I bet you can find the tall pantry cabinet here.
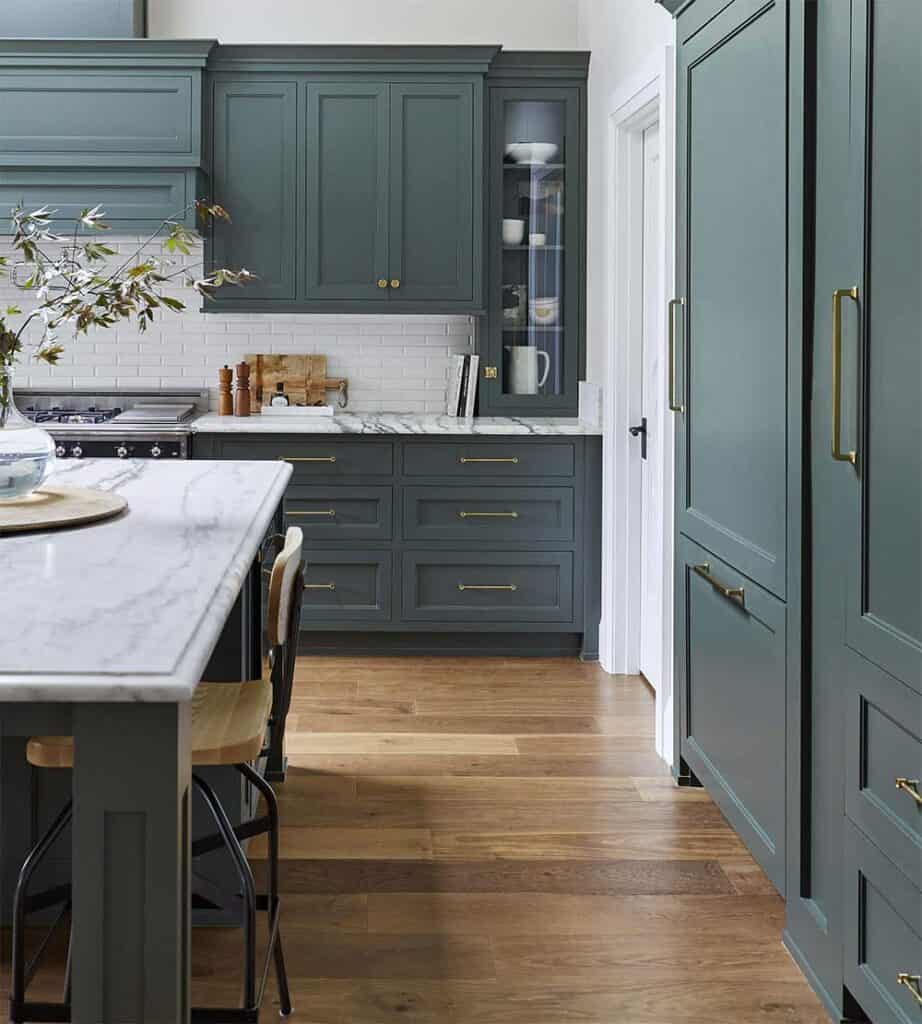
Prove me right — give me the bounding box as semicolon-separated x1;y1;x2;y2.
664;0;921;1020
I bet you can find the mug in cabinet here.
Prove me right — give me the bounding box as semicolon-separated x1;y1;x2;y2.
505;345;551;395
502;219;525;246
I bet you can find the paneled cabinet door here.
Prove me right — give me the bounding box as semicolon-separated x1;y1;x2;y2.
388;83;477;303
841;0;921;696
211;80;298;301
304;82;390;301
674;0;788;598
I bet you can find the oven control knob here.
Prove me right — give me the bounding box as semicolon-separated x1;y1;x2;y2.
116;444;129;459
70;445;83;459
54;444;66;458
150;444;162;459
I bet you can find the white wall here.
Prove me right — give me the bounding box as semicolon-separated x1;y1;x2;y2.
148;0;579;49
576;0;673;384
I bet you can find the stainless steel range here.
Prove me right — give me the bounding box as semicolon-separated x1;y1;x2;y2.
19;388;208;460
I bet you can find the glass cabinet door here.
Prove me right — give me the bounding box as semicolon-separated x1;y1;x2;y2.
484;87;582;415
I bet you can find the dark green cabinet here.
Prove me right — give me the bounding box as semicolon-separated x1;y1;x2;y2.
206;46;493;313
211;80;298;301
479;55;589;418
674;0;789;600
304;82;389;301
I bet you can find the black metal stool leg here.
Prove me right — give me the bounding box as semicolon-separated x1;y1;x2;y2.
192;775;258;1013
237;763;292;1017
10;799;73;1024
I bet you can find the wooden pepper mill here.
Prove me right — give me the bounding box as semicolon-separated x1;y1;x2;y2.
217;365;233;416
234;361;251;417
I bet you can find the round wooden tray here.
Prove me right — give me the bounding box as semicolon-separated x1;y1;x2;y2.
0;484;127;535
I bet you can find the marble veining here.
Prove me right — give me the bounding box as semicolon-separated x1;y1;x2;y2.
0;458;291;702
192;412;602;436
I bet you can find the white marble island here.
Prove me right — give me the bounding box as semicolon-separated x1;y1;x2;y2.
0;458;291;1024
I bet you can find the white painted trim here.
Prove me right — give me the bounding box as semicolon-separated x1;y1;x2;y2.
598;46;676;765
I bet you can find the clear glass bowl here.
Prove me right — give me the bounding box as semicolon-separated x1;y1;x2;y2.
0;370;56;501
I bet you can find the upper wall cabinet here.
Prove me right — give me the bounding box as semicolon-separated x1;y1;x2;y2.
0;40;215;231
205;46;495;314
478;52;589;418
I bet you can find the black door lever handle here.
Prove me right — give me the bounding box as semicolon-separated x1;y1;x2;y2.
628;417;647;460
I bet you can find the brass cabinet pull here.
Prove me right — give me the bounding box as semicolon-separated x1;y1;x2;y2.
668;297;686;413
288;509;336;518
459;456;519;464
377;278;388;289
457;583;518;592
390;278;401;289
280;456;336;463
897;974;922;1007
895;778;922;807
693;563;745;606
832;286;859;465
304;582;336;591
458;511;519;519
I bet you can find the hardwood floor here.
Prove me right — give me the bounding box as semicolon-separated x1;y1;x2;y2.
7;656;828;1022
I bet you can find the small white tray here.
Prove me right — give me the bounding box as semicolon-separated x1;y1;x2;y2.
259;405;335;417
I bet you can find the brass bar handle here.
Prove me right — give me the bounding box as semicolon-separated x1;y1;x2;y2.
458;511;519;519
280;456;337;463
693;563;745;606
288;509;337;517
832;286;859;465
459;457;519;464
668;297;686;414
897;974;922;1007
457;583;518;592
895;778;922;808
304;582;336;591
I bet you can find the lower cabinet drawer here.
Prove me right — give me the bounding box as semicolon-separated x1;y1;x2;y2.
845;824;922;1024
403;441;576;478
401;551;574;623
285;487;392;541
847;669;922;889
678;535;786;895
403;486;574;542
211;438;394;479
300;550;392;623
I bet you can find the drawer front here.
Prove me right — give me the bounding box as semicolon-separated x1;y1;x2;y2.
845;824;922;1024
301;550;392;623
678;535;786;894
403;486;575;543
285;486;393;541
212;439;394;479
403;441;576;478
402;551;574;623
847;670;922;889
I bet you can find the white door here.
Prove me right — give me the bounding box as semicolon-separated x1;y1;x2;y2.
638;122;664;689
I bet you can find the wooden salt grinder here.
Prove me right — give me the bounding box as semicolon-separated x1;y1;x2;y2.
234;361;251;417
218;365;233;416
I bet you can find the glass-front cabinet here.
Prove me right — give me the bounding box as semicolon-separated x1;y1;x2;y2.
480;68;586;417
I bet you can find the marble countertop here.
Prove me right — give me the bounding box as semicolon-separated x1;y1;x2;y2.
192;412;602;436
0;458;291;702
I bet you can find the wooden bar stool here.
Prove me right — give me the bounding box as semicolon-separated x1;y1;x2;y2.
10;527;305;1024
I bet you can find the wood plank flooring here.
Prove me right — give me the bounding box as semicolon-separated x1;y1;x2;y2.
6;656;828;1022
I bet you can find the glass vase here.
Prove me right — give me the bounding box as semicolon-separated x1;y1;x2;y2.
0;366;56;501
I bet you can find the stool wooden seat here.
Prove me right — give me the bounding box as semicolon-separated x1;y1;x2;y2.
26;678;274;770
11;527;305;1024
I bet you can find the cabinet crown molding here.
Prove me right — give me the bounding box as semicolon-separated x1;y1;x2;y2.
0;38;217;68
207;44;502;75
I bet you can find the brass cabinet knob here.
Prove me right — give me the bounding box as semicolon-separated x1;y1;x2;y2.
377;279;388;289
390;278;401;289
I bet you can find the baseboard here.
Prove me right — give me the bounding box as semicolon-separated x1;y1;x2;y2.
299;631;584;657
783;930;859;1022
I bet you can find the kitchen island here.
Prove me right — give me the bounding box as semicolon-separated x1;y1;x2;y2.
0;457;291;1023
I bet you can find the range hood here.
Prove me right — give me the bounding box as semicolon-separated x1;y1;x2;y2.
0;0;146;38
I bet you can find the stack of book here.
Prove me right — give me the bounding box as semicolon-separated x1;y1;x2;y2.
446;354;480;418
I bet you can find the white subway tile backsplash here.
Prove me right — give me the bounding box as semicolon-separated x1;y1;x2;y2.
3;237;476;410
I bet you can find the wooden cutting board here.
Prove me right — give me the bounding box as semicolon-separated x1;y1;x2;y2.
247;354;346;410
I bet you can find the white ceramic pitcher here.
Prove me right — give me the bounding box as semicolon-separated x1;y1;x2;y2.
505;345;551;395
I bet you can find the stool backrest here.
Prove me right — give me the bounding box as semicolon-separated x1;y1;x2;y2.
265;527;304;774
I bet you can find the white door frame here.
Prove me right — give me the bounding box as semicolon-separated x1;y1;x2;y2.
598;48;676;764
